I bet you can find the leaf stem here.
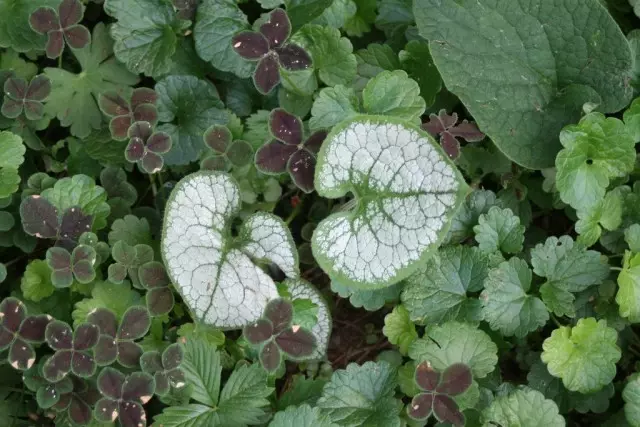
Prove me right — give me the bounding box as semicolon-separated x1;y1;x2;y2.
610;266;623;272
285;197;303;225
550;314;563;328
149;173;158;197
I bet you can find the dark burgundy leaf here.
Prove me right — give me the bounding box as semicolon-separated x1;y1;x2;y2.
440;132;460;160
5;77;27;100
432;394;464;426
73;323;99;351
422;110;458;136
141;152;164;174
26;74;51;100
52;393;72;411
1;298;26;333
260;340;281;372
287;148;316;193
63;25;90;49
125;138;145;162
436;363;472;396
203;125;232;154
146;132;171;154
0;329;14;349
20;196;58;239
264;298;293;333
58;0;83;27
99;92;130;117
270;108;302;145
117;341;144;367
275;327;316;358
253;54;280;94
131;88;158;108
45;320;73;350
140;351;163;373
407;393;434;421
43;350;72;381
244;319;273;344
122;372;155;404
45;30;65;59
71;351;96;377
127;121;153;141
58;206;92;248
94;397;119;423
87;308;118;337
200;155;229;171
18;314;52;342
138;261;169;289
304;130;327;154
51;268;74;288
9;338;35;370
232;31;269;60
108;263;127;283
259;8;290;49
226;140;254;167
110;116;134;140
93;335;118;365
415;361;439;392
119;401;146;427
255;141;297;173
162;344;183;370
146;287;174;316
97;367;125;399
68;395;93;424
166;368;185;388
133;104;158;126
275;44;312;70
448;120;485;142
29;7;59;33
118;306;151;340
23;100;44;121
1;98;23;119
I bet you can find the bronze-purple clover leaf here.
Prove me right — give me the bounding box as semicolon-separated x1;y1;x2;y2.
29;0;90;59
125;121;172;174
94;367;155;427
1;75;51;120
422;109;485;160
98;88;159;141
43;320;99;382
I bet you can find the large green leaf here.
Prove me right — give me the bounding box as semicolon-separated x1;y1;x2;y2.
414;0;633;168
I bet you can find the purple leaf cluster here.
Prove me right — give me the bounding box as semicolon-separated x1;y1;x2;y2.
1;74;51;120
99;88;159;141
43;320;99;382
108;241;154;287
140;343;184;396
201;125;254;171
125;121;172;174
94;367;155;427
422;109;485;160
29;0;90;59
46;245;97;288
138;261;175;316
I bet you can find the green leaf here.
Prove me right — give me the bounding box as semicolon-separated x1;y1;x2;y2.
376;0;412;35
309;85;360;131
576;189;623;247
177;323;225;348
104;0;182;77
408;321;498;378
481;388;565;427
398;40;442;107
624;96;640;143
541;318;621;393
414;0;633;169
156;75;227;165
540;282;576;318
330;280;401;311
285;0;333;31
269;404;338;427
72;280;142;326
473;207;524;254
193;0;254;78
216;363;274;425
41;175;110;231
313;0;357;29
0;131;25;198
0;263;5;283
626;224;640;253
0;0;58;52
108;215;153;247
290;24;357;87
480;257;549;337
531;235;610;293
317;361;402;427
43;23;139;138
0;50;37;80
20;260;54;302
382;305;417;355
312;116;469;288
556;113;635;211
152;404;218;427
344;0;376;36
353;43;398;91
446;189;500;244
361;70;425;122
181;337;222;406
616;252;640;323
277;376;327;409
623;373;640;427
401;246;488;324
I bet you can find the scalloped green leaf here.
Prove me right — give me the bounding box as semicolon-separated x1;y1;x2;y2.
481;388;564;427
616;252;640;323
312;116;469;289
0;131;25;198
0;0;58;52
624;373;640;427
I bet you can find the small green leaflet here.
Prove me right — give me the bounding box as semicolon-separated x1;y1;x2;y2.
446;189;500;244
481;388;565;427
382;304;417;355
616;251;640;323
312;116;469;288
161;171;298;328
0;131;25;198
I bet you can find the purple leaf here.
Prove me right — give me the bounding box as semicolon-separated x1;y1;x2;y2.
440;132;460;160
1;98;23;119
122;372;155;404
110;116;134;140
448;120;485;142
264;299;293;334
303;130;327;154
58;0;83;27
259;8;290;49
275;44;312;70
26;75;51;101
232;31;270;60
71;351;96;377
23;100;44;121
4;77;27;100
260;340;281;372
127;121;153;141
0;298;26;334
47;247;72;270
407;393;434;421
18;314;52;342
140;351;163;373
141;151;164;174
146;287;174;316
93;335;118;365
422;110;458;136
87;308;118;337
275;327;316;358
173;0;197;20
162;344;183;370
97;367;125;399
226;140;254;167
45;30;65;59
244;319;273;344
51;268;74;288
270;108;302;145
200;155;229;171
68;395;93;424
133;104;158;127
43;350;72;381
138;261;170;289
45;320;73;350
253;54;280;94
63;25;91;49
8;338;35;370
94;397;119;423
125;138;145;163
203;125;232;154
131;88;157;108
432;394;464;426
415;361;439;392
58;207;92;249
287;149;316;193
0;329;13;349
146;132;172;154
118;306;151;341
99;92;130;117
255;141;297;174
73;323;99;351
436;363;472;396
118;401;146;427
29;7;59;33
20;196;58;239
117;341;144;367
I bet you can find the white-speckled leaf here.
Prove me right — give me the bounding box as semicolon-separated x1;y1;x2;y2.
161;172;279;329
312;116;469;288
283;278;331;359
238;212;299;278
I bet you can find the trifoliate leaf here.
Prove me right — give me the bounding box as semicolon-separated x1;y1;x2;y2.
399;40;442;108
473;207;524;254
41;175;110;231
541;318;621;393
43;23;139;138
156;75;227;165
556;113;635;211
481;389;565;427
317;361;402;427
480;258;549;337
616;252;640;323
531;235;609;293
330;280;401;311
312;116;469;288
108;215;153;247
576;189;623;247
193;0;254;79
0;0;58;52
309;85;360;131
162;172;300;328
72;281;142;327
624;373;640;427
626;225;640;253
290;24;356;87
104;0;184;77
282;278;331;359
0;131;25;198
382;305;417;355
20;260;54;302
446;189;500;244
414;0;633;169
362;70;425;123
401;246;488;325
269;404;338;427
408;321;498;378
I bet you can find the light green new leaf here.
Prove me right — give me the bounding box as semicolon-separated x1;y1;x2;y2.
623;373;640;427
269;405;338;427
481;389;565;427
156;75;228;165
541;318;621;393
415;0;633;169
0;0;58;52
72;281;141;326
556;113;635;211
0;131;25;198
616;252;640;323
317;361;401;427
401;246;488;324
21;260;54;302
408;321;498;378
104;0;183;77
309;85;360;131
481;258;549;337
108;215;153;247
576;189;623;247
474;207;524;254
362;70;425;123
193;0;254;78
290;25;357;87
627;225;640;253
399;40;442;107
382;305;417;355
312;116;468;289
353;43;398;91
43;23;140;138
